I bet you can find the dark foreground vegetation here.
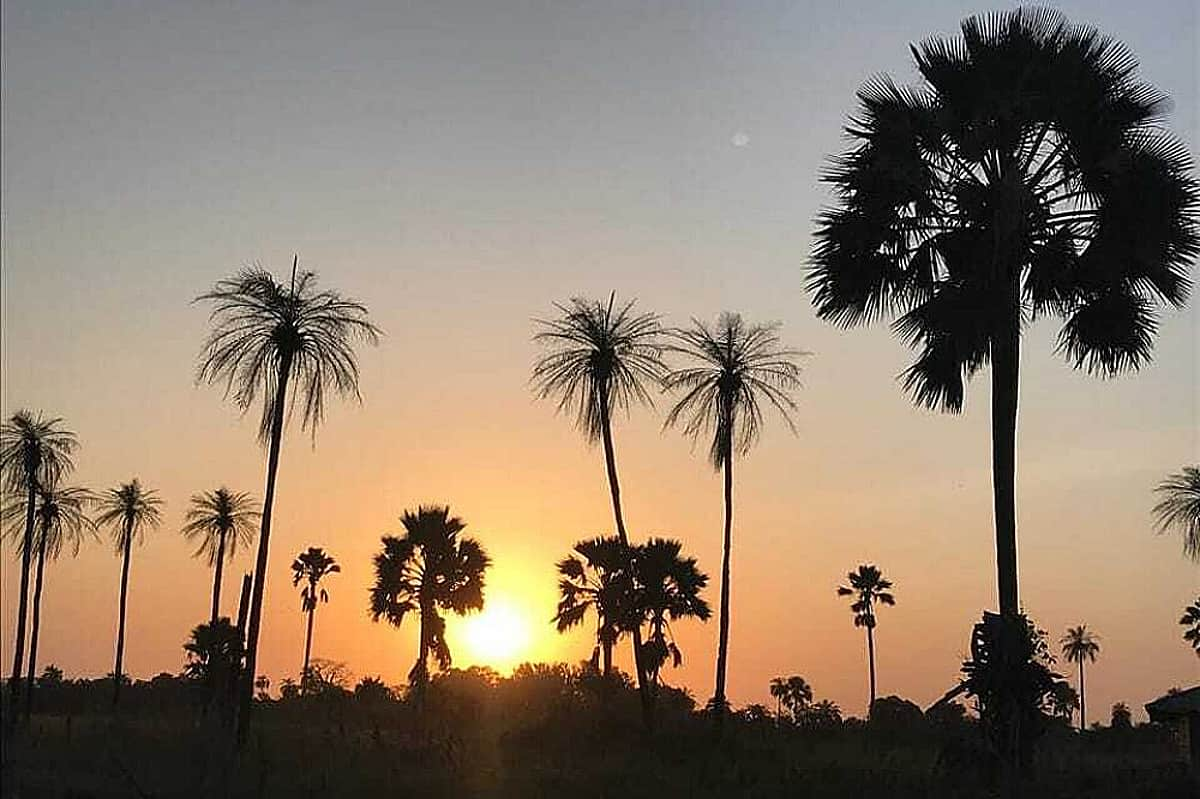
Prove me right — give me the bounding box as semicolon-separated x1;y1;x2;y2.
2;665;1191;799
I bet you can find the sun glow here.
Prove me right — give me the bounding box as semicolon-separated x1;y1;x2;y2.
460;599;533;671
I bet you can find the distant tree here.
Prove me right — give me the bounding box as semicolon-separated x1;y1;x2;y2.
181;488;259;623
37;664;63;689
354;676;396;705
629;538;711;694
1110;702;1132;730
739;703;772;725
798;699;843;730
553;535;633;678
0;410;77;717
870;695;925;731
532;293;666;724
837;564;896;714
1153;467;1200;561
663;313;803;725
769;675;813;724
183;618;244;709
1060;625;1101;732
369;506;490;691
1048;680;1079;722
291;547;340;690
304;659;352;699
196;259;381;735
1179;598;1200;655
95;479;163;707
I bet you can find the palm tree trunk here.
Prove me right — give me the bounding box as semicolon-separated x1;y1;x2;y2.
990;278;1021;618
866;623;877;716
7;482;36;725
302;605;315;690
597;403;653;729
24;537;48;720
1078;660;1086;732
113;516;134;707
210;528;227;624
601;638;612;678
237;352;293;743
713;426;734;728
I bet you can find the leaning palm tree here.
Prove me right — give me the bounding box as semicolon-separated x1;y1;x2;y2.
663;312;803;722
1180;599;1200;655
1060;625;1101;731
0;410;77;717
532;293;666;721
95;479;164;706
369;506;490;691
196;259;380;732
808;8;1199;626
1153;467;1200;562
836;564;896;714
291;547;340;689
553;535;633;678
181;488;259;623
629;537;711;695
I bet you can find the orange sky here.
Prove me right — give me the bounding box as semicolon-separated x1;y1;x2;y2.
2;0;1198;721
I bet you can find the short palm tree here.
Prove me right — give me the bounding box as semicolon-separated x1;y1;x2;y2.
836;564;896;713
630;538;711;693
95;479;164;706
0;410;77;716
1179;599;1200;656
769;675;813;724
553;535;634;678
808;8;1199;623
532;293;666;721
1153;467;1200;562
196;259;380;731
291;547;340;688
663;312;803;722
1060;625;1101;731
369;506;490;690
181;488;259;623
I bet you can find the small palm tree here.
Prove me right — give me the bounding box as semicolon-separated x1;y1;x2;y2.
663;312;803;722
369;506;490;690
769;677;789;724
532;293;666;721
196;259;380;732
95;479;164;706
181;488;259;623
1060;625;1101;731
1153;467;1200;562
0;410;77;716
1180;599;1200;656
768;675;813;724
291;547;340;689
630;538;711;694
553;535;633;678
837;564;896;714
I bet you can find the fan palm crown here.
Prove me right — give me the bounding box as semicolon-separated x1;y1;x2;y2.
553;535;634;676
1153;467;1200;561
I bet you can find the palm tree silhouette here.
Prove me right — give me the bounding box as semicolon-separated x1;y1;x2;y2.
663;312;803;723
95;479;163;707
630;538;711;695
808;8;1199;623
181;488;259;623
836;564;896;714
369;506;490;691
0;410;77;718
291;547;340;690
1180;599;1200;655
768;675;813;723
1060;625;1100;731
768;677;789;724
532;293;666;723
1153;467;1200;562
196;259;380;733
553;535;633;679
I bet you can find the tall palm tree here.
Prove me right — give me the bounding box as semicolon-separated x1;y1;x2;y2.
808;8;1199;624
1153;467;1200;562
1060;625;1100;731
0;410;77;717
196;259;380;732
836;564;896;714
1180;598;1200;655
532;293;666;722
95;479;164;706
369;506;490;690
629;538;711;695
553;535;633;678
291;547;340;689
181;488;259;623
663;312;803;722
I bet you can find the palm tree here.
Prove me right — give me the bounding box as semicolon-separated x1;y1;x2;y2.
1153;467;1200;562
181;488;259;623
369;506;490;691
768;675;813;724
291;547;340;689
663;313;803;722
629;538;711;694
532;293;666;722
196;259;380;732
95;479;164;706
1060;625;1101;731
769;677;789;724
1179;598;1200;655
0;410;77;717
836;564;896;714
808;8;1199;624
553;535;633;678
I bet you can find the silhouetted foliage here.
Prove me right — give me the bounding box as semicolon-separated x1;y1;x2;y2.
630;538;711;692
836;564;895;712
183;618;244;718
1060;624;1101;731
291;547;339;691
181;488;259;623
1179;598;1200;655
1110;702;1132;730
1153;466;1200;561
553;535;632;678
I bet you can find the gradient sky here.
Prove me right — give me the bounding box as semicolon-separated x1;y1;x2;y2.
2;0;1197;721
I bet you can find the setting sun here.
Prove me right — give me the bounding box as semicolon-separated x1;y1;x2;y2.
459;599;533;671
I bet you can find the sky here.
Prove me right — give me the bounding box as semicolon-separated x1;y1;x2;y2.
2;0;1197;721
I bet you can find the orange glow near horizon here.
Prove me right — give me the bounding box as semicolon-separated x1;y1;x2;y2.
454;597;534;673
